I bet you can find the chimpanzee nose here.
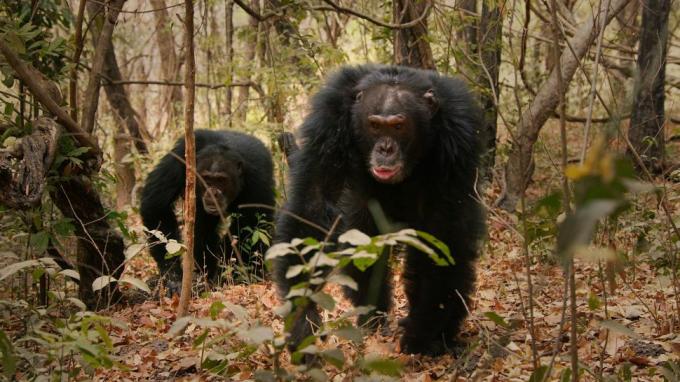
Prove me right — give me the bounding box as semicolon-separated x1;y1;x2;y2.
378;140;395;156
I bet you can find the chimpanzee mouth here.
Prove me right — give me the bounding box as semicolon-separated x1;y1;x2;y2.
203;203;225;216
371;165;402;182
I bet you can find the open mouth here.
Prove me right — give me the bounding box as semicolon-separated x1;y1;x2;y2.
371;165;402;182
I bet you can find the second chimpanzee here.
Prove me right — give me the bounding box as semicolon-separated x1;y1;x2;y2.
141;130;275;294
273;65;485;357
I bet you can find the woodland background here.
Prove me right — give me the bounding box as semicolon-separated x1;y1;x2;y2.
0;0;679;380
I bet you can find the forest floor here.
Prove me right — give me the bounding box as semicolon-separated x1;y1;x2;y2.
93;180;680;381
2;124;679;381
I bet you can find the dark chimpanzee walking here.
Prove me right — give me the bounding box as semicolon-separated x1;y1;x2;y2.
272;65;485;358
141;130;275;295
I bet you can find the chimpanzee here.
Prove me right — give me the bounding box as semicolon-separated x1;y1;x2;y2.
141;130;275;294
272;65;485;357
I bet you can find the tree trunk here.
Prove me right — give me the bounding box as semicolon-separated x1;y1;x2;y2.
498;0;631;211
82;0;125;134
50;177;125;309
233;0;260;123
393;0;434;69
224;0;234;122
178;0;197;318
151;0;183;135
627;0;669;173
478;1;503;180
0;42;122;310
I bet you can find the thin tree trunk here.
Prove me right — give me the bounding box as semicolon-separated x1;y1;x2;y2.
393;0;434;69
233;0;259;123
478;1;503;180
68;0;87;122
498;0;631;211
224;0;234;122
82;0;125;134
151;0;183;135
178;0;197;318
627;0;670;173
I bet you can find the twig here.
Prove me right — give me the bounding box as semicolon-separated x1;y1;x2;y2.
319;0;432;29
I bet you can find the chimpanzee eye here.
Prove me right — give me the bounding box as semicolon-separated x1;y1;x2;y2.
395;124;402;130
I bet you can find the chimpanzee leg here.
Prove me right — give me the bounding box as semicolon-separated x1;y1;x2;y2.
343;253;392;330
400;247;475;356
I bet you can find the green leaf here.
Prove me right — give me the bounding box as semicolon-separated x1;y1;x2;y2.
311;292;335;311
416;230;454;264
119;276;151;293
239;326;273;345
484;312;510;329
165;240;183;255
338;229;371;246
223;302;249;321
58;269;80;280
361;353;402;377
0;330;17;379
209;301;225;320
125;243;145;260
30;231;50;254
587;293;601;310
557;199;620;259
67;297;87;311
528;365;549;382
168;316;192;337
67;146;90;157
285;264;306;279
600;320;639;338
321;348;345;369
328;274;358;290
193;330;209;347
92;275;117;292
333;325;363;343
0;260;39;281
306;368;328;382
265;243;296;259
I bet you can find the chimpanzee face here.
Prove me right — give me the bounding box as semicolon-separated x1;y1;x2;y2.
353;84;438;184
196;145;244;216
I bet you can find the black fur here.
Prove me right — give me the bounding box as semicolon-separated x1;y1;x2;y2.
141;130;275;292
273;65;485;356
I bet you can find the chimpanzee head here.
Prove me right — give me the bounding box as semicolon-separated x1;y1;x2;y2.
352;77;438;184
196;144;244;216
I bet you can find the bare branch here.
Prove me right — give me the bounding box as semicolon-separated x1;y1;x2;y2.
320;0;432;29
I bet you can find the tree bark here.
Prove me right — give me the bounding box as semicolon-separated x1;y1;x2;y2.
233;0;260;123
151;0;183;135
498;0;631;211
178;0;197;318
224;0;234;121
393;0;434;69
477;1;502;180
0;40;101;157
68;0;87;122
627;0;670;173
82;0;125;135
0;36;124;311
50;177;125;309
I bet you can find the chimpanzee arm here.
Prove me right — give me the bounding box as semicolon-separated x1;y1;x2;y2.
140;141;186;278
273;66;375;289
272;66;375;357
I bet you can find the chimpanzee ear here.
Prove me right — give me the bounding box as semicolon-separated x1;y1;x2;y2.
423;89;438;113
